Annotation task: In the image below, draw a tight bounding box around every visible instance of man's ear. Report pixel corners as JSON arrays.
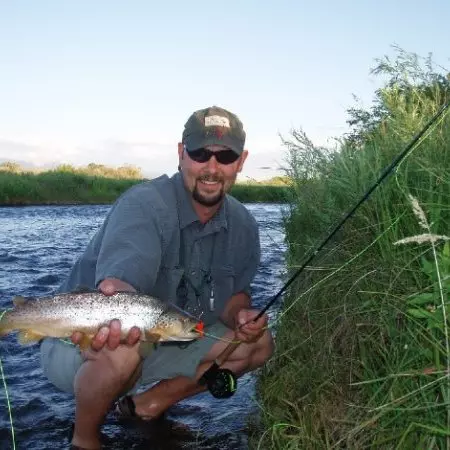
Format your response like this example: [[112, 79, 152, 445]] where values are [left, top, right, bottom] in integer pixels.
[[178, 142, 184, 170], [237, 150, 248, 172], [178, 142, 184, 158]]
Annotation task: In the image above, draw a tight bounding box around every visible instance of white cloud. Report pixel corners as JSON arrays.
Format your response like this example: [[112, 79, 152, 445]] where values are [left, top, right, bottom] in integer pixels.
[[0, 137, 284, 180]]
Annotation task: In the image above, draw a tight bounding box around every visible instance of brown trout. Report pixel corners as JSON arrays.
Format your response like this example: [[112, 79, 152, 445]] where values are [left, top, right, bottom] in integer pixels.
[[0, 291, 203, 349]]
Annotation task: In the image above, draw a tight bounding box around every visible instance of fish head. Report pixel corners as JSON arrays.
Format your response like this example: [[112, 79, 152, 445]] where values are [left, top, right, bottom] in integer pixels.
[[148, 308, 203, 342]]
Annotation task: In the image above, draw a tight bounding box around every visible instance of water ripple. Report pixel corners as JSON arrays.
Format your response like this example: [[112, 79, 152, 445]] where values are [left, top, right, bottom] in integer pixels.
[[0, 203, 287, 449]]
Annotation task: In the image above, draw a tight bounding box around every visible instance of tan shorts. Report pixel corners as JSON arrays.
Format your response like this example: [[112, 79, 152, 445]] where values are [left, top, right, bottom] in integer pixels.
[[40, 321, 229, 394]]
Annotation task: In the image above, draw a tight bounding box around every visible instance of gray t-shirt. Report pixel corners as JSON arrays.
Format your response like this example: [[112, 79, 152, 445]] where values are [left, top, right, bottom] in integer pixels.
[[59, 172, 260, 325]]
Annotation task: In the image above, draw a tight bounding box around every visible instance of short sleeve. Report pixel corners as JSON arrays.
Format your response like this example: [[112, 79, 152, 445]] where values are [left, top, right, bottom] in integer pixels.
[[95, 192, 162, 293]]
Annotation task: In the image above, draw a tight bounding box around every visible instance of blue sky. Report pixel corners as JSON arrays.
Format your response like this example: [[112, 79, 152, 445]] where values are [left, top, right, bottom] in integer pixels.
[[0, 1, 449, 180]]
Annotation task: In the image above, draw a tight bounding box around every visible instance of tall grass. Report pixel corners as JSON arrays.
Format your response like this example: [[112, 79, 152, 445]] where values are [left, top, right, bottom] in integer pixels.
[[0, 171, 140, 204], [252, 49, 450, 449], [0, 169, 292, 205]]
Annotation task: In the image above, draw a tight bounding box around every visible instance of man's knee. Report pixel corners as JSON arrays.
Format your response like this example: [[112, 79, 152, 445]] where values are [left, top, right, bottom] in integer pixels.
[[73, 346, 143, 400], [82, 344, 142, 386], [251, 330, 274, 367], [40, 338, 82, 394], [232, 330, 274, 370]]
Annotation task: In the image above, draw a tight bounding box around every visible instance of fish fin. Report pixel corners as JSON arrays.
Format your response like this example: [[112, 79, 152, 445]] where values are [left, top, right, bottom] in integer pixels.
[[78, 334, 93, 351], [145, 331, 162, 343], [0, 325, 11, 337], [138, 342, 155, 359], [13, 296, 28, 307], [18, 330, 45, 344]]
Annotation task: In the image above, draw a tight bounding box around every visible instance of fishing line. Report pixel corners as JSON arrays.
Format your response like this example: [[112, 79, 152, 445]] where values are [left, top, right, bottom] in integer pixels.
[[0, 309, 16, 450], [201, 331, 240, 345], [252, 101, 450, 323], [199, 101, 450, 397], [266, 214, 402, 335], [221, 214, 403, 358]]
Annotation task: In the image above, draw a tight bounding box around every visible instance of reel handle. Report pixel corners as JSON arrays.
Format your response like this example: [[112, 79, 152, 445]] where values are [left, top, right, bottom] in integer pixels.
[[199, 319, 258, 397], [198, 338, 242, 399]]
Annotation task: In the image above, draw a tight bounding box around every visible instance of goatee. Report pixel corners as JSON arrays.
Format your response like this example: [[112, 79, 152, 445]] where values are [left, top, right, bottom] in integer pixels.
[[192, 187, 224, 206], [192, 178, 224, 206]]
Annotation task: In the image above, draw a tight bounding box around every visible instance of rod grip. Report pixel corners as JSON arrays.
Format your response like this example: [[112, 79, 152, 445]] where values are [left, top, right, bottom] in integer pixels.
[[198, 336, 241, 386], [215, 340, 241, 366]]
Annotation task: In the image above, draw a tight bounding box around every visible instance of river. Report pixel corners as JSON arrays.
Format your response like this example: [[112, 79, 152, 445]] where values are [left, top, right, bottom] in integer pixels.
[[0, 203, 287, 450]]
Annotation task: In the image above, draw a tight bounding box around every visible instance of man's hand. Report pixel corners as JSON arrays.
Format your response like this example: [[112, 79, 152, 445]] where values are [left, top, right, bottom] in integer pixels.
[[70, 278, 141, 351], [235, 308, 268, 344]]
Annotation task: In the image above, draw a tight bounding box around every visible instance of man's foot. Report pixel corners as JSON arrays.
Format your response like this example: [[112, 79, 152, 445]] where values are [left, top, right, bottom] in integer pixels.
[[68, 423, 102, 450], [113, 395, 166, 421], [71, 446, 101, 450]]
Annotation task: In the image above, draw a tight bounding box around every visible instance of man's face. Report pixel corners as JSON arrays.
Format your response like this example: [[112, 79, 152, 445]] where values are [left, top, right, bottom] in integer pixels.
[[178, 143, 248, 207]]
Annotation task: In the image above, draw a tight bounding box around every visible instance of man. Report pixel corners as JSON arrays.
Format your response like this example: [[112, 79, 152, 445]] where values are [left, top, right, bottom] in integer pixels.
[[40, 106, 274, 450]]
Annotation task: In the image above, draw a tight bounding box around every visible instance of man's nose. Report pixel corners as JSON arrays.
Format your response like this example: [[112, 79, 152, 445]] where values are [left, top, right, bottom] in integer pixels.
[[205, 154, 220, 172]]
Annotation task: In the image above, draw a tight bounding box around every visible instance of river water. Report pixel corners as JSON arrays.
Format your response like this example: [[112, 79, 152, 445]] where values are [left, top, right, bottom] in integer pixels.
[[0, 203, 287, 450]]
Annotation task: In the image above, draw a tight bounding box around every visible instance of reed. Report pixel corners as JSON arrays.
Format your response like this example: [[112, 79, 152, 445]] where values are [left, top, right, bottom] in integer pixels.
[[252, 48, 450, 449], [0, 167, 292, 205]]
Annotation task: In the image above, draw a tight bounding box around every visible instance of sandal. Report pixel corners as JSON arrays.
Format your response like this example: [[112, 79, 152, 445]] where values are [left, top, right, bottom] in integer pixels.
[[114, 395, 137, 418], [113, 395, 166, 422]]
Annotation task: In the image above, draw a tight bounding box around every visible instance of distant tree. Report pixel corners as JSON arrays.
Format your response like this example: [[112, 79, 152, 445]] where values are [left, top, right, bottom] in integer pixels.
[[345, 46, 450, 147], [265, 176, 292, 186], [79, 162, 143, 179], [116, 165, 143, 179], [55, 164, 76, 173], [0, 161, 22, 173]]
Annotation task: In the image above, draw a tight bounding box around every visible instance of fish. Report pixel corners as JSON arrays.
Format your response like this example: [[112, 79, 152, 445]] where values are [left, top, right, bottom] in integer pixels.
[[0, 291, 204, 351]]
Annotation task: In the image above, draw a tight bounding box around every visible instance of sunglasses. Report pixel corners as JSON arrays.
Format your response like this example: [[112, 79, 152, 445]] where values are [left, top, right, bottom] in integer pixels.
[[185, 146, 240, 165]]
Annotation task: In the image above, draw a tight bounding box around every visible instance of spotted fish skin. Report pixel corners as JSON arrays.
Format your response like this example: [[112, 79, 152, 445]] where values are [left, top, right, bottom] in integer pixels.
[[0, 292, 201, 345]]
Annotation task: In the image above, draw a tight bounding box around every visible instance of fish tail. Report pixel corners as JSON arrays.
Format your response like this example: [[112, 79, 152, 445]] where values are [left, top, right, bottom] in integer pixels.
[[0, 311, 13, 337]]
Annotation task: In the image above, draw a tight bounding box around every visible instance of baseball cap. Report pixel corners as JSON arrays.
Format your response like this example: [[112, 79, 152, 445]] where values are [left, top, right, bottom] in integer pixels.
[[182, 106, 246, 155]]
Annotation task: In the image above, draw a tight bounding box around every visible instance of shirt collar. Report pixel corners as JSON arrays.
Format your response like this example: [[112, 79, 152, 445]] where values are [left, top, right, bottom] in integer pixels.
[[171, 171, 228, 231]]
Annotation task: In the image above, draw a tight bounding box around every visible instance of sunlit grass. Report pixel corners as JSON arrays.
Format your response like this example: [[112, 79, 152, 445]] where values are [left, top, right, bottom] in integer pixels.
[[252, 49, 450, 449], [0, 168, 292, 205]]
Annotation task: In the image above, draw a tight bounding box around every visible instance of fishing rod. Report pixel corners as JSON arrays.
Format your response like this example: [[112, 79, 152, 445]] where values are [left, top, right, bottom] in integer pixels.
[[200, 101, 450, 399]]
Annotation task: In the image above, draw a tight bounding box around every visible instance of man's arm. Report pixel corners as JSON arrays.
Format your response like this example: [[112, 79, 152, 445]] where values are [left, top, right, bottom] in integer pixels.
[[220, 292, 251, 330], [95, 194, 163, 292], [220, 292, 268, 343], [70, 190, 165, 351]]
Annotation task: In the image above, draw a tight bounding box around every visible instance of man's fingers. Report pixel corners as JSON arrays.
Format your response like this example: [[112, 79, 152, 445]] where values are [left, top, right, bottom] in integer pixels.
[[73, 319, 129, 351], [236, 324, 265, 341], [243, 318, 266, 330], [71, 331, 83, 344], [236, 330, 261, 343], [238, 316, 267, 334], [106, 319, 122, 350], [98, 278, 137, 296], [126, 326, 141, 346], [90, 326, 110, 351], [98, 280, 116, 296], [237, 310, 267, 326]]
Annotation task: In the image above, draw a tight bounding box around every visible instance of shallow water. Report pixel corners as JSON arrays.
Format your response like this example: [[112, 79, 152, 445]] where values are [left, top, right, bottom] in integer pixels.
[[0, 203, 287, 450]]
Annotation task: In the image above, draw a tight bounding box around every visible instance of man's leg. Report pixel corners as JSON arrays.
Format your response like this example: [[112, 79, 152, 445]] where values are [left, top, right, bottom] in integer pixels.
[[71, 344, 142, 449], [131, 328, 274, 419]]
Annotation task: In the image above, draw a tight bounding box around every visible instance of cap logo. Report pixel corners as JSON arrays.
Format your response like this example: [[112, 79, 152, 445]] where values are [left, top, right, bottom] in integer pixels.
[[205, 115, 230, 128]]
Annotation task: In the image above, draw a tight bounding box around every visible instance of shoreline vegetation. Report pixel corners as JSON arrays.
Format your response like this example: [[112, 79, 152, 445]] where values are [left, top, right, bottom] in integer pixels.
[[0, 163, 292, 206], [2, 46, 449, 449], [250, 48, 450, 448]]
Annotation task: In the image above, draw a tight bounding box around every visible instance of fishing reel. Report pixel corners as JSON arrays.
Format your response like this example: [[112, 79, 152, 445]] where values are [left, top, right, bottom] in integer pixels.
[[199, 364, 238, 399]]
